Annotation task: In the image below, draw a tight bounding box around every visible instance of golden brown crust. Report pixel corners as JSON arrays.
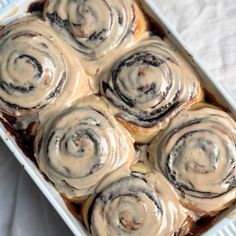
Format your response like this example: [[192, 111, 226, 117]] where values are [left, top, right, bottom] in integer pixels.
[[132, 1, 148, 38]]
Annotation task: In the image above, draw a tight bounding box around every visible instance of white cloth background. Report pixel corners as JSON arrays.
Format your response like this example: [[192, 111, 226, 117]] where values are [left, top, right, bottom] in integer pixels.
[[0, 0, 236, 235]]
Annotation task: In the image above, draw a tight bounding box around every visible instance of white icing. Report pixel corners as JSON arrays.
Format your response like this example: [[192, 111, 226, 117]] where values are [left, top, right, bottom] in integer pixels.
[[35, 96, 135, 198], [91, 173, 189, 236], [149, 107, 236, 214]]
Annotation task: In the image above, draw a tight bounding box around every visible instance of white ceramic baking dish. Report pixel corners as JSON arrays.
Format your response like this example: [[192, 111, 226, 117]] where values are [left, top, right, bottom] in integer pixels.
[[0, 0, 235, 235]]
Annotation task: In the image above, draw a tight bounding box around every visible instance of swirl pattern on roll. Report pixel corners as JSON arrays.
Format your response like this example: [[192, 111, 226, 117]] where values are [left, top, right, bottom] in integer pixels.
[[0, 16, 70, 117], [89, 174, 188, 236], [44, 0, 146, 59], [100, 38, 203, 142], [149, 106, 236, 213], [35, 96, 135, 198]]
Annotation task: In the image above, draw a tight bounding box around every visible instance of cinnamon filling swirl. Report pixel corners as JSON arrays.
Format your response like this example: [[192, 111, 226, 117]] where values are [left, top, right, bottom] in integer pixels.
[[0, 17, 69, 116], [149, 106, 236, 214], [34, 96, 135, 198], [44, 0, 146, 59], [100, 38, 203, 142], [88, 174, 188, 236]]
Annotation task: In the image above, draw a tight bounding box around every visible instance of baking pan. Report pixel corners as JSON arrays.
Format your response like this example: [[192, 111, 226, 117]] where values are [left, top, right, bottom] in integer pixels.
[[0, 0, 235, 235]]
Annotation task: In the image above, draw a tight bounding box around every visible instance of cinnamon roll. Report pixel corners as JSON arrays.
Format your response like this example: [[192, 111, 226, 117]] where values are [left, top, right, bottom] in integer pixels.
[[0, 16, 90, 119], [100, 38, 203, 143], [149, 105, 236, 215], [34, 96, 135, 198], [85, 173, 190, 236], [43, 0, 147, 60]]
